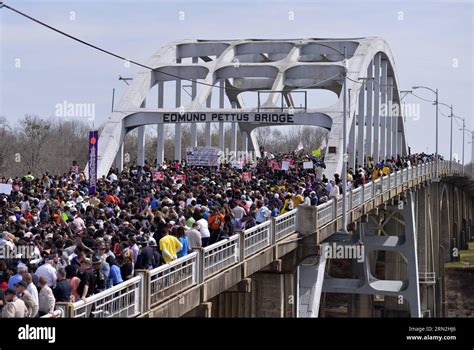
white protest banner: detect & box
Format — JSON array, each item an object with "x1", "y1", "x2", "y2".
[
  {"x1": 186, "y1": 147, "x2": 220, "y2": 166},
  {"x1": 0, "y1": 184, "x2": 12, "y2": 195},
  {"x1": 303, "y1": 161, "x2": 314, "y2": 169},
  {"x1": 231, "y1": 160, "x2": 243, "y2": 169},
  {"x1": 281, "y1": 161, "x2": 290, "y2": 171}
]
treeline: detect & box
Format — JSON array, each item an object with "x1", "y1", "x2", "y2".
[{"x1": 0, "y1": 115, "x2": 329, "y2": 178}]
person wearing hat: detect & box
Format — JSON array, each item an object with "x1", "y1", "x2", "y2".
[
  {"x1": 91, "y1": 256, "x2": 107, "y2": 293},
  {"x1": 1, "y1": 288, "x2": 27, "y2": 318},
  {"x1": 15, "y1": 280, "x2": 39, "y2": 318}
]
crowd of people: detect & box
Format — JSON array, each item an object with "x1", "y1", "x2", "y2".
[{"x1": 0, "y1": 150, "x2": 439, "y2": 317}]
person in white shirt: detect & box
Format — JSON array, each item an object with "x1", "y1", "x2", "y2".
[
  {"x1": 108, "y1": 172, "x2": 118, "y2": 182},
  {"x1": 23, "y1": 273, "x2": 39, "y2": 306},
  {"x1": 231, "y1": 202, "x2": 246, "y2": 220},
  {"x1": 185, "y1": 192, "x2": 196, "y2": 207},
  {"x1": 185, "y1": 223, "x2": 202, "y2": 251},
  {"x1": 255, "y1": 202, "x2": 271, "y2": 224},
  {"x1": 196, "y1": 215, "x2": 210, "y2": 247},
  {"x1": 0, "y1": 231, "x2": 15, "y2": 250},
  {"x1": 303, "y1": 191, "x2": 311, "y2": 206},
  {"x1": 329, "y1": 181, "x2": 340, "y2": 198},
  {"x1": 35, "y1": 258, "x2": 57, "y2": 287}
]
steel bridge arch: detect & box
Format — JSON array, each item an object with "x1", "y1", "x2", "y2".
[{"x1": 87, "y1": 37, "x2": 409, "y2": 178}]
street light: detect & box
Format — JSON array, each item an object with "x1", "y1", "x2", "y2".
[
  {"x1": 456, "y1": 116, "x2": 466, "y2": 175},
  {"x1": 412, "y1": 86, "x2": 439, "y2": 179},
  {"x1": 438, "y1": 102, "x2": 454, "y2": 173}
]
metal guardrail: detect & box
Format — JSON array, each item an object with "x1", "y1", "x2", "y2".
[
  {"x1": 352, "y1": 187, "x2": 363, "y2": 207},
  {"x1": 40, "y1": 309, "x2": 63, "y2": 318},
  {"x1": 336, "y1": 197, "x2": 343, "y2": 216},
  {"x1": 148, "y1": 252, "x2": 199, "y2": 307},
  {"x1": 318, "y1": 201, "x2": 334, "y2": 226},
  {"x1": 363, "y1": 182, "x2": 373, "y2": 201},
  {"x1": 56, "y1": 160, "x2": 465, "y2": 317},
  {"x1": 382, "y1": 176, "x2": 389, "y2": 192},
  {"x1": 203, "y1": 235, "x2": 240, "y2": 279},
  {"x1": 275, "y1": 209, "x2": 297, "y2": 242},
  {"x1": 390, "y1": 174, "x2": 396, "y2": 189},
  {"x1": 69, "y1": 275, "x2": 142, "y2": 318},
  {"x1": 244, "y1": 221, "x2": 271, "y2": 258}
]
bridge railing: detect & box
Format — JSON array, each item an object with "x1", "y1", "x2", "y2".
[
  {"x1": 203, "y1": 235, "x2": 240, "y2": 279},
  {"x1": 57, "y1": 160, "x2": 467, "y2": 317},
  {"x1": 274, "y1": 209, "x2": 298, "y2": 242},
  {"x1": 318, "y1": 200, "x2": 334, "y2": 226},
  {"x1": 243, "y1": 221, "x2": 272, "y2": 258},
  {"x1": 147, "y1": 252, "x2": 199, "y2": 308},
  {"x1": 352, "y1": 186, "x2": 363, "y2": 207},
  {"x1": 65, "y1": 275, "x2": 143, "y2": 318}
]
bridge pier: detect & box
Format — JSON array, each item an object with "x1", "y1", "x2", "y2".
[{"x1": 207, "y1": 272, "x2": 295, "y2": 317}]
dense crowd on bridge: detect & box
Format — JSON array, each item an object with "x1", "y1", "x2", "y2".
[{"x1": 0, "y1": 150, "x2": 439, "y2": 317}]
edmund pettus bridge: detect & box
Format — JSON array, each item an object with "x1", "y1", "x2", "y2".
[{"x1": 52, "y1": 38, "x2": 473, "y2": 318}]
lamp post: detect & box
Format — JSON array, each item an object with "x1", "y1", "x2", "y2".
[
  {"x1": 457, "y1": 116, "x2": 466, "y2": 175},
  {"x1": 412, "y1": 86, "x2": 439, "y2": 179},
  {"x1": 438, "y1": 102, "x2": 453, "y2": 173}
]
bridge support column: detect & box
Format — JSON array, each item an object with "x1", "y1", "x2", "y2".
[
  {"x1": 297, "y1": 251, "x2": 327, "y2": 317},
  {"x1": 357, "y1": 81, "x2": 365, "y2": 167},
  {"x1": 373, "y1": 53, "x2": 381, "y2": 163},
  {"x1": 386, "y1": 77, "x2": 393, "y2": 159},
  {"x1": 137, "y1": 126, "x2": 146, "y2": 167},
  {"x1": 348, "y1": 94, "x2": 356, "y2": 170},
  {"x1": 114, "y1": 143, "x2": 124, "y2": 172},
  {"x1": 380, "y1": 59, "x2": 388, "y2": 161},
  {"x1": 218, "y1": 79, "x2": 225, "y2": 151},
  {"x1": 156, "y1": 124, "x2": 165, "y2": 165},
  {"x1": 137, "y1": 99, "x2": 146, "y2": 167},
  {"x1": 251, "y1": 272, "x2": 294, "y2": 317},
  {"x1": 392, "y1": 101, "x2": 399, "y2": 158},
  {"x1": 365, "y1": 60, "x2": 374, "y2": 161},
  {"x1": 241, "y1": 131, "x2": 249, "y2": 155},
  {"x1": 417, "y1": 186, "x2": 436, "y2": 317},
  {"x1": 156, "y1": 81, "x2": 165, "y2": 165},
  {"x1": 230, "y1": 121, "x2": 238, "y2": 154},
  {"x1": 175, "y1": 71, "x2": 182, "y2": 161},
  {"x1": 321, "y1": 192, "x2": 421, "y2": 318},
  {"x1": 209, "y1": 273, "x2": 295, "y2": 317},
  {"x1": 190, "y1": 57, "x2": 198, "y2": 147},
  {"x1": 205, "y1": 94, "x2": 212, "y2": 147}
]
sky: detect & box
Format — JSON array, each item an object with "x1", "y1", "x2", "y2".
[{"x1": 1, "y1": 0, "x2": 473, "y2": 163}]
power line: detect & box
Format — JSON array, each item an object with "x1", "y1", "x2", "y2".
[
  {"x1": 408, "y1": 92, "x2": 435, "y2": 104},
  {"x1": 0, "y1": 2, "x2": 344, "y2": 98},
  {"x1": 1, "y1": 2, "x2": 230, "y2": 90}
]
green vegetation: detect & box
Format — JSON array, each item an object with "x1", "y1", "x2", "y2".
[{"x1": 445, "y1": 241, "x2": 474, "y2": 268}]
